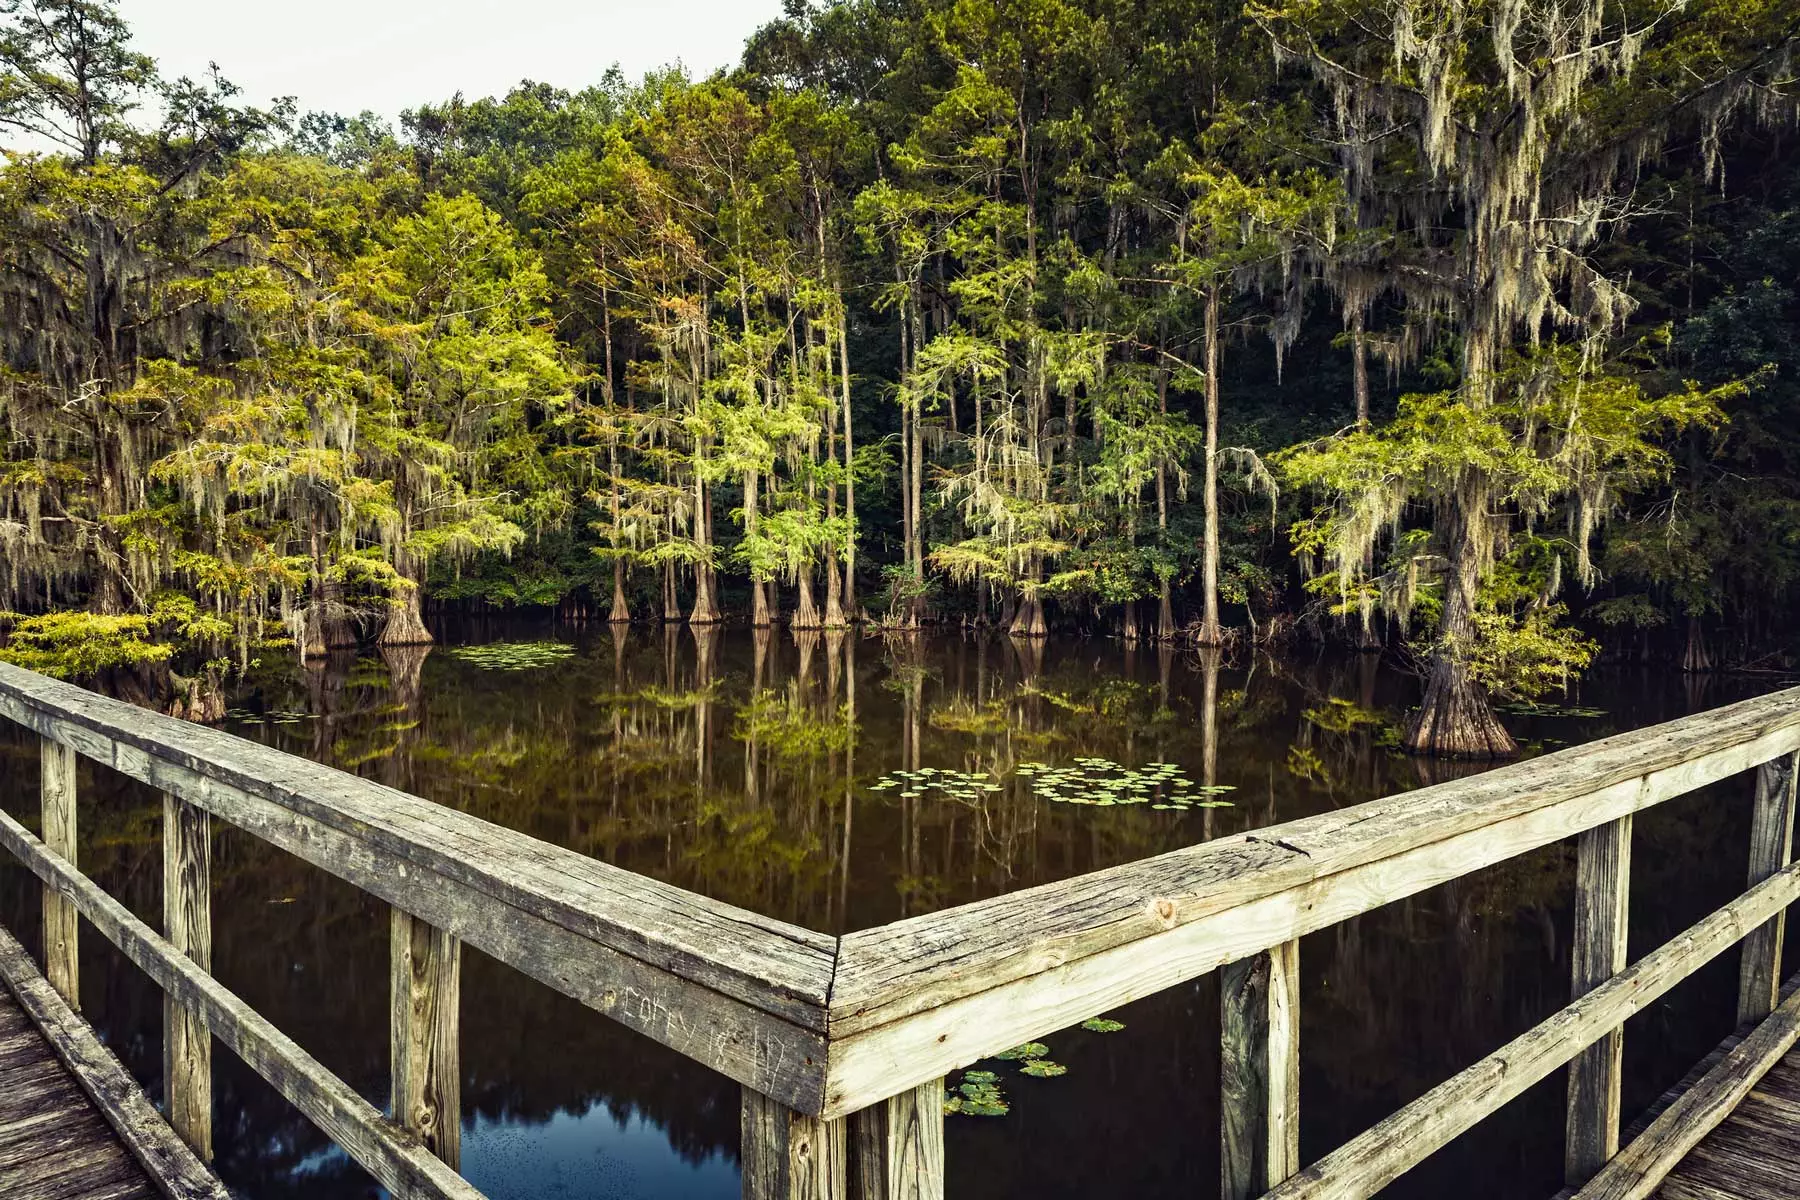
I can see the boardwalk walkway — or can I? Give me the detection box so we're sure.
[0,927,226,1200]
[0,984,162,1200]
[1658,1048,1800,1200]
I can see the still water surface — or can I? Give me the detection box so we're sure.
[0,624,1791,1199]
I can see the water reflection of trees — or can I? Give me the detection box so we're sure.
[230,629,1468,934]
[1,638,1777,1200]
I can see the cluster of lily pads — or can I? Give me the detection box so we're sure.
[224,708,315,726]
[866,767,1002,801]
[445,641,575,671]
[1496,700,1608,719]
[945,1018,1127,1117]
[1016,758,1234,812]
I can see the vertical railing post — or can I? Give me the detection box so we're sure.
[391,907,462,1170]
[41,737,78,1008]
[849,1079,944,1200]
[1221,938,1300,1200]
[743,1087,848,1199]
[164,791,213,1160]
[1565,814,1632,1186]
[1739,752,1798,1025]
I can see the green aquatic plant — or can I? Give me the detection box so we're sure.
[1302,698,1389,734]
[867,767,1002,805]
[1495,701,1608,718]
[446,641,575,671]
[1082,1017,1126,1033]
[945,1073,1009,1117]
[1021,759,1233,812]
[1019,1059,1067,1077]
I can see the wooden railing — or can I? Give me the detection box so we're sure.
[2,658,1799,1200]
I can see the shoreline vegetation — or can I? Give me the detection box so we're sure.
[0,0,1796,755]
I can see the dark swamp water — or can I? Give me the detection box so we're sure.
[2,623,1796,1200]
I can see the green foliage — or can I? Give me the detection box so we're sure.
[0,610,170,677]
[1,0,1795,688]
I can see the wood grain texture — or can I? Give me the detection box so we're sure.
[41,736,79,1011]
[743,1088,847,1200]
[1568,815,1632,1186]
[834,685,1800,1032]
[1575,983,1800,1200]
[0,661,831,1111]
[0,661,833,1021]
[1739,754,1797,1026]
[848,1079,944,1200]
[1255,862,1800,1200]
[0,808,483,1200]
[392,908,462,1171]
[1221,940,1299,1200]
[0,923,226,1200]
[162,795,212,1162]
[825,686,1800,1114]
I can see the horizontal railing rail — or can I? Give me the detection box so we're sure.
[1,657,1797,1200]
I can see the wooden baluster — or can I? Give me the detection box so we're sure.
[850,1079,944,1200]
[391,908,462,1170]
[1565,814,1632,1186]
[1739,752,1799,1025]
[743,1087,847,1200]
[164,792,213,1160]
[41,737,78,1008]
[1222,938,1300,1200]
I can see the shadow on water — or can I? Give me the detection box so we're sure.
[1,622,1794,1199]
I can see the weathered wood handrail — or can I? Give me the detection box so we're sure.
[2,657,1798,1200]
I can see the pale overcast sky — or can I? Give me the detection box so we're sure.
[119,0,789,120]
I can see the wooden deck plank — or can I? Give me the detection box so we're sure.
[0,984,160,1200]
[1657,1039,1800,1200]
[0,929,229,1200]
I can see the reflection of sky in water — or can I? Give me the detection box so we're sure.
[461,1107,739,1200]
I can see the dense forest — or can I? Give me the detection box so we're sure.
[0,0,1794,755]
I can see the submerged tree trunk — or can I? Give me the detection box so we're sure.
[1196,287,1224,647]
[690,480,722,626]
[823,552,847,628]
[1681,617,1713,673]
[380,560,434,647]
[793,569,822,630]
[609,559,631,624]
[1404,494,1517,758]
[662,560,681,624]
[746,469,771,628]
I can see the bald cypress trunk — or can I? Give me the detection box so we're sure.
[1404,490,1517,758]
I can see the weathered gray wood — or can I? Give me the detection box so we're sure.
[0,807,482,1200]
[118,740,828,1112]
[1740,753,1798,1026]
[743,1088,847,1200]
[0,661,833,1024]
[1567,815,1632,1186]
[1573,984,1800,1200]
[0,923,228,1200]
[162,794,212,1162]
[824,686,1800,1114]
[391,908,461,1171]
[848,1080,943,1200]
[1222,940,1300,1200]
[1257,859,1800,1200]
[0,661,832,1112]
[41,736,78,1010]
